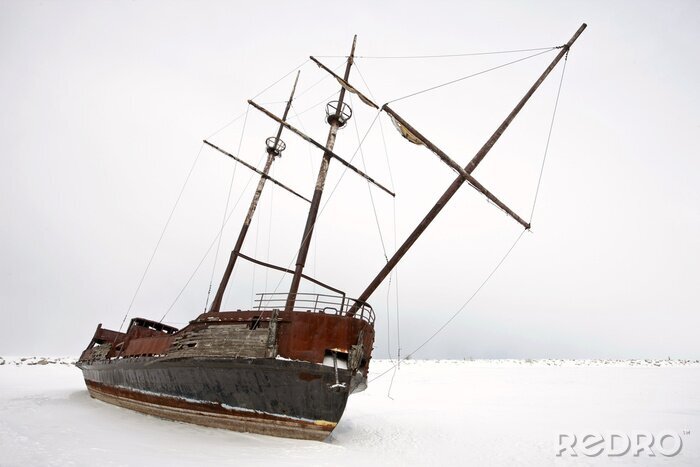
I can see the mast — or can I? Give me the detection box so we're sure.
[284,36,358,312]
[348,23,587,315]
[209,71,301,313]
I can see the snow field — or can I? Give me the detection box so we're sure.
[1,358,698,466]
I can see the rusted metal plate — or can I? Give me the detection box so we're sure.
[80,310,375,374]
[189,310,374,373]
[120,335,172,357]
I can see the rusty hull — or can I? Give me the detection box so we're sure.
[77,309,374,440]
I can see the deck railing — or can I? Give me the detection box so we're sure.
[253,292,375,324]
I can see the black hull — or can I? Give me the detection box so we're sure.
[77,356,356,440]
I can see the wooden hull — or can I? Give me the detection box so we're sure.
[77,356,360,440]
[78,309,374,440]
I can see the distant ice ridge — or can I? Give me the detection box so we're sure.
[0,356,77,366]
[372,358,700,368]
[1,356,698,367]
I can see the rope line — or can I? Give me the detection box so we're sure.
[391,161,402,371]
[205,58,313,139]
[385,274,394,363]
[158,151,266,323]
[374,108,395,363]
[252,59,310,101]
[370,49,570,379]
[316,46,560,60]
[354,63,396,191]
[354,62,402,371]
[318,111,383,214]
[250,188,262,307]
[160,58,321,318]
[118,142,204,332]
[290,104,320,293]
[205,105,250,311]
[258,109,383,304]
[288,90,340,121]
[206,109,250,140]
[292,61,346,102]
[141,58,345,323]
[530,53,568,224]
[264,164,275,291]
[369,228,526,383]
[388,48,556,104]
[349,94,389,261]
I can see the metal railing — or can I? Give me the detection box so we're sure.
[254,292,375,324]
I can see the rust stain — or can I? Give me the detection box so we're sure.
[298,372,321,382]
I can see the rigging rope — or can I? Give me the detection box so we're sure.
[259,109,383,303]
[206,110,250,140]
[349,94,389,262]
[348,95,399,395]
[355,62,402,374]
[251,55,387,307]
[369,50,572,383]
[288,90,340,121]
[354,63,395,190]
[316,46,560,60]
[290,104,320,293]
[206,59,315,140]
[157,59,334,321]
[530,52,568,224]
[264,164,275,291]
[119,142,205,332]
[390,147,402,371]
[293,61,346,102]
[317,110,383,214]
[205,105,250,311]
[137,58,346,324]
[159,151,266,323]
[280,62,345,125]
[388,48,556,104]
[250,186,264,307]
[370,228,526,383]
[252,59,310,101]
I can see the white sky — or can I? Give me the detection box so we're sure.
[1,0,698,358]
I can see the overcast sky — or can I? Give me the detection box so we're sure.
[1,0,698,359]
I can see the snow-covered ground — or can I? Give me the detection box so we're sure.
[1,357,698,466]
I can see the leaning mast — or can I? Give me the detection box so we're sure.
[209,71,301,313]
[348,23,587,314]
[284,36,358,312]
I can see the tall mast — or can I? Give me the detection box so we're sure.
[348,23,587,315]
[209,71,301,313]
[284,36,357,312]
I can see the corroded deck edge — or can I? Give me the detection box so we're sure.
[85,380,335,441]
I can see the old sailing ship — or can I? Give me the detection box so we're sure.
[77,24,586,440]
